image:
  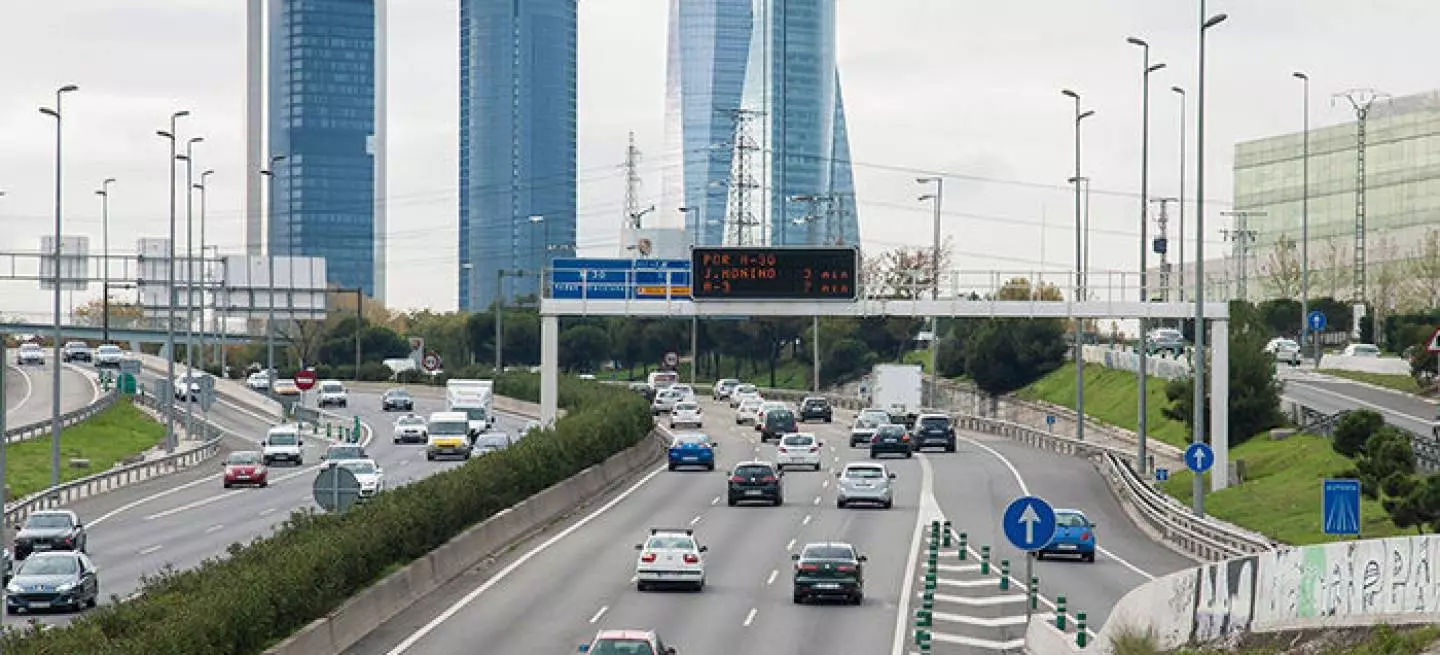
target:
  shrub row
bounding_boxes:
[0,374,653,654]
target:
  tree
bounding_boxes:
[1261,234,1303,299]
[559,325,610,373]
[1367,236,1405,347]
[1332,409,1384,459]
[1256,299,1302,337]
[1161,301,1283,446]
[1411,228,1440,309]
[71,299,145,328]
[865,240,954,299]
[1317,236,1349,300]
[964,318,1068,397]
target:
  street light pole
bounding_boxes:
[1128,36,1166,476]
[917,177,943,406]
[196,169,214,371]
[1172,86,1187,304]
[96,178,116,343]
[1193,4,1229,516]
[1294,72,1312,364]
[156,110,190,453]
[40,84,78,487]
[180,137,203,444]
[1061,89,1095,441]
[260,153,286,418]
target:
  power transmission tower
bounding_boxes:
[830,192,854,245]
[1333,89,1390,304]
[619,131,654,256]
[1150,197,1177,301]
[724,108,763,245]
[1220,210,1266,301]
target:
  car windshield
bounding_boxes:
[476,435,510,448]
[18,556,78,576]
[845,466,885,479]
[340,461,376,475]
[227,452,262,465]
[98,345,119,353]
[267,432,298,446]
[329,446,364,458]
[856,417,880,429]
[782,434,814,446]
[429,420,467,436]
[1056,512,1089,528]
[645,535,695,550]
[802,545,855,561]
[804,399,827,407]
[920,416,950,429]
[20,345,39,352]
[462,408,488,421]
[321,383,344,393]
[877,425,907,437]
[734,464,775,477]
[590,640,655,655]
[398,416,425,426]
[24,514,73,530]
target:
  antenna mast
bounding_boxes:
[1333,89,1390,305]
[1151,197,1177,301]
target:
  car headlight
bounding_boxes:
[5,583,20,595]
[55,582,75,593]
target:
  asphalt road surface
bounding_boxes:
[343,398,1193,655]
[1280,368,1436,436]
[4,385,530,628]
[4,362,100,429]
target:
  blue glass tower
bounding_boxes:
[458,0,578,311]
[268,0,379,297]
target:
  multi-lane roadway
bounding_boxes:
[3,384,530,628]
[343,397,1193,655]
[1280,368,1437,436]
[4,362,101,429]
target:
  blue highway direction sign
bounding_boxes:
[1307,310,1327,332]
[1184,442,1214,474]
[1002,496,1056,551]
[1322,478,1361,536]
[1155,467,1169,482]
[549,258,691,301]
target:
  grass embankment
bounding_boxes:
[1016,362,1190,449]
[1017,363,1401,545]
[1111,624,1440,655]
[1318,368,1429,395]
[7,399,165,499]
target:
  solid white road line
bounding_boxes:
[144,491,242,521]
[137,544,164,556]
[930,633,1027,650]
[935,578,1007,589]
[934,563,983,574]
[766,569,777,586]
[588,606,608,624]
[927,592,1027,606]
[259,507,277,517]
[711,496,720,506]
[742,607,758,627]
[889,453,937,655]
[385,465,667,655]
[4,363,34,416]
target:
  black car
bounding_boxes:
[792,542,866,605]
[727,461,784,506]
[5,551,100,614]
[759,409,798,443]
[13,510,87,560]
[911,414,957,452]
[381,388,414,412]
[798,397,833,423]
[869,424,913,459]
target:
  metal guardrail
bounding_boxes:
[2,390,225,531]
[4,387,120,444]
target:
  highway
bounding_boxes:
[3,385,530,628]
[1280,368,1436,436]
[4,362,100,429]
[341,397,1192,655]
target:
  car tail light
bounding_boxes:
[730,475,745,482]
[809,446,819,452]
[835,565,856,573]
[761,475,777,483]
[60,538,72,547]
[870,435,880,444]
[902,435,911,442]
[641,553,656,563]
[683,553,699,564]
[1080,532,1091,541]
[799,564,818,572]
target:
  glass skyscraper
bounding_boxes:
[663,0,859,248]
[268,0,382,298]
[458,0,577,311]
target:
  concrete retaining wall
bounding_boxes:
[263,429,667,655]
[1026,535,1440,655]
[1319,354,1411,376]
[1082,344,1192,380]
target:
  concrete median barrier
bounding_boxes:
[263,428,668,655]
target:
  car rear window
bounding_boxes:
[805,398,827,406]
[592,640,655,655]
[675,402,698,411]
[645,536,695,550]
[920,416,950,429]
[734,464,775,477]
[802,545,855,560]
[782,434,814,446]
[673,434,709,446]
[766,410,795,423]
[267,433,298,445]
[1056,512,1089,528]
[844,466,884,479]
[876,425,907,437]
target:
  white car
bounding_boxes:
[713,379,740,400]
[317,380,349,408]
[337,458,385,499]
[651,389,682,415]
[261,425,305,466]
[1342,343,1381,358]
[473,432,513,455]
[634,527,707,592]
[670,384,696,402]
[836,462,896,509]
[730,384,759,407]
[850,416,884,447]
[15,344,44,366]
[246,371,271,391]
[93,344,123,368]
[392,414,428,444]
[735,397,763,425]
[173,372,207,401]
[670,401,703,429]
[776,432,823,471]
[1264,338,1302,366]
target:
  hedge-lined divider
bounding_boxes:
[0,374,652,654]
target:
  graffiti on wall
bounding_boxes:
[1192,555,1258,642]
[1253,536,1439,630]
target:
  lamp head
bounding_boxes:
[1292,71,1308,81]
[58,84,79,94]
[1148,62,1167,74]
[172,110,190,119]
[1126,36,1147,47]
[1061,89,1079,100]
[1171,85,1185,95]
[189,136,204,145]
[103,177,116,185]
[156,129,173,139]
[1203,13,1228,29]
[39,107,59,118]
[1079,110,1096,121]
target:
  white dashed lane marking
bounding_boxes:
[588,606,608,624]
[137,544,163,556]
[766,570,777,585]
[742,607,758,627]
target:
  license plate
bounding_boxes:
[29,601,49,609]
[33,544,51,551]
[1058,544,1076,550]
[745,490,763,496]
[884,438,897,443]
[814,583,839,589]
[856,483,872,488]
[236,475,250,480]
[683,456,697,462]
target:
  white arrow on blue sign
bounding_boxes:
[1155,467,1169,482]
[1322,478,1361,536]
[1184,442,1214,474]
[1002,496,1057,551]
[1045,414,1056,426]
[1307,310,1327,332]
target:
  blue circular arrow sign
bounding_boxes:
[1184,442,1215,474]
[1002,496,1057,551]
[1307,310,1327,332]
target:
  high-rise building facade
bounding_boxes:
[458,0,578,311]
[663,0,859,248]
[266,0,385,299]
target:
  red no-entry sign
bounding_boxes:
[294,370,318,391]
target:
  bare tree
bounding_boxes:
[1411,228,1440,309]
[1368,235,1404,347]
[1261,233,1303,299]
[865,238,954,299]
[1316,236,1349,299]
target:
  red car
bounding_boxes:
[223,451,269,488]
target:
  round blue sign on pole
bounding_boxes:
[1307,310,1327,332]
[1045,414,1056,426]
[1002,496,1057,551]
[1184,442,1215,474]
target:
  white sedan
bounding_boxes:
[735,397,763,425]
[338,459,385,500]
[776,432,823,471]
[670,401,703,428]
[730,384,759,408]
[635,528,707,591]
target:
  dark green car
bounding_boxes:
[791,542,866,605]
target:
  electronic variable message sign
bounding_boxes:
[691,247,858,301]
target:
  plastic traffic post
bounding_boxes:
[1076,612,1088,648]
[942,520,953,547]
[352,416,362,442]
[915,608,931,627]
[931,519,940,536]
[327,423,333,439]
[999,560,1010,590]
[958,532,968,559]
[914,629,928,646]
[1055,595,1068,630]
[980,546,991,574]
[922,592,933,610]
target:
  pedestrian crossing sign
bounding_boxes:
[1427,326,1440,353]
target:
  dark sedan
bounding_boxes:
[13,510,87,560]
[911,413,956,452]
[868,424,913,458]
[798,397,833,423]
[5,551,99,614]
[792,542,866,605]
[727,461,783,506]
[382,388,414,412]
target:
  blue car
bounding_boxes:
[1034,509,1097,562]
[668,433,715,471]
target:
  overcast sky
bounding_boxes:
[1,0,1435,318]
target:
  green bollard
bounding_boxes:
[958,532,968,560]
[915,609,931,627]
[942,520,952,547]
[1076,612,1088,648]
[1030,576,1040,610]
[1055,595,1067,631]
[327,423,333,439]
[930,519,940,536]
[999,560,1010,590]
[922,593,933,610]
[914,629,927,646]
[980,546,991,575]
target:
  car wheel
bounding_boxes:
[1083,552,1096,563]
[837,498,846,509]
[883,499,893,509]
[824,417,831,423]
[636,581,648,592]
[223,482,232,489]
[393,438,401,444]
[727,497,737,507]
[694,579,705,592]
[86,595,98,609]
[793,592,805,604]
[262,457,272,466]
[850,592,863,605]
[813,463,821,471]
[905,451,913,458]
[946,443,956,453]
[260,480,269,488]
[773,497,783,507]
[869,451,878,459]
[296,458,304,466]
[668,463,677,471]
[669,423,675,429]
[1034,551,1044,560]
[426,453,435,461]
[706,463,715,471]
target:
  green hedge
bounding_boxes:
[1,374,652,654]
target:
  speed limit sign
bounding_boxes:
[663,351,679,368]
[422,352,442,372]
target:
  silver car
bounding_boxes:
[835,462,896,509]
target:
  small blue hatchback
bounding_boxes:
[1035,509,1097,562]
[667,433,715,471]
